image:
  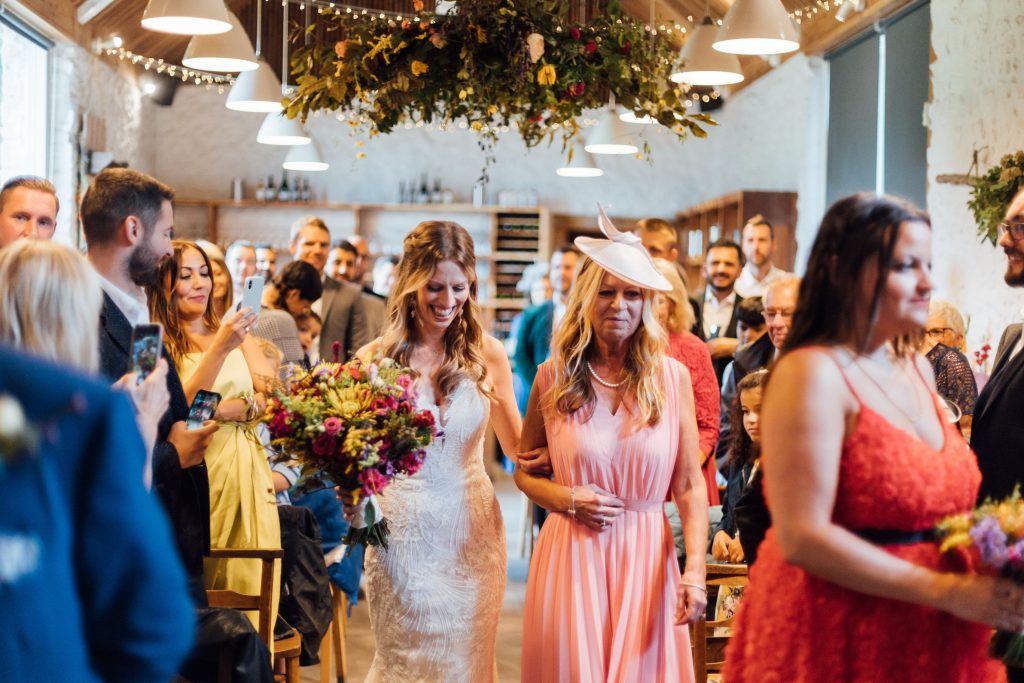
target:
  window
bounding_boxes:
[0,13,51,181]
[825,1,930,209]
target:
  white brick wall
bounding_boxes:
[927,0,1024,354]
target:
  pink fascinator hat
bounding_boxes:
[574,204,672,291]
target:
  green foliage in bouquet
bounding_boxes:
[284,0,714,161]
[969,151,1024,245]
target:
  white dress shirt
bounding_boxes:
[98,275,150,327]
[702,289,737,339]
[734,263,792,300]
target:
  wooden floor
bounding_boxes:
[300,472,529,683]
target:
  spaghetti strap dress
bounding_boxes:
[723,352,1005,683]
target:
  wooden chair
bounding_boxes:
[690,564,749,683]
[317,583,349,683]
[206,548,303,683]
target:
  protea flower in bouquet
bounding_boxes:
[264,353,439,548]
[936,488,1024,665]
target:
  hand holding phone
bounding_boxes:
[130,323,164,385]
[186,390,222,430]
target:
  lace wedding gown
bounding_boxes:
[364,379,507,683]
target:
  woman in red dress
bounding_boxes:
[652,257,720,505]
[724,193,1021,683]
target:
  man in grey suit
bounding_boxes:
[328,239,387,338]
[289,216,370,362]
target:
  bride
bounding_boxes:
[356,220,542,682]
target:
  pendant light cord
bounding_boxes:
[254,0,262,57]
[281,0,289,94]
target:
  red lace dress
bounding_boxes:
[723,374,1006,682]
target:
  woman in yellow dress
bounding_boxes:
[149,240,281,638]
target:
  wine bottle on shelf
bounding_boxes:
[431,178,442,204]
[417,173,429,204]
[278,171,291,202]
[302,177,311,202]
[398,180,406,204]
[266,174,276,202]
[255,177,266,202]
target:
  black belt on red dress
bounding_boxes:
[853,527,938,545]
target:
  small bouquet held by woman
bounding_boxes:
[936,488,1024,666]
[264,353,439,548]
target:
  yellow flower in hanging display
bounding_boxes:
[411,60,429,77]
[476,25,487,43]
[537,64,556,86]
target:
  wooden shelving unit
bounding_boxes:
[174,197,549,341]
[676,191,798,290]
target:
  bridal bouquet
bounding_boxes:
[936,489,1024,665]
[264,355,438,548]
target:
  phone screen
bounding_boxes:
[186,390,222,430]
[130,323,164,385]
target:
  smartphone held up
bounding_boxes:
[130,323,163,385]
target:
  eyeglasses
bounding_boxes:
[763,308,795,322]
[1000,220,1024,241]
[926,327,953,339]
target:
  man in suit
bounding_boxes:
[513,245,580,412]
[0,343,195,682]
[972,188,1024,683]
[329,238,387,337]
[734,215,793,299]
[290,216,370,362]
[0,175,58,247]
[717,275,800,468]
[695,239,745,383]
[82,168,272,682]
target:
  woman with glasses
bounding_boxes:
[922,299,977,436]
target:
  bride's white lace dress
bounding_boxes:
[364,378,507,683]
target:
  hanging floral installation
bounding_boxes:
[284,0,715,159]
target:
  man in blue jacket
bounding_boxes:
[0,344,194,682]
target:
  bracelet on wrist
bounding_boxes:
[681,581,707,592]
[568,485,577,520]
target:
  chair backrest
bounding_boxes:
[691,564,749,683]
[205,547,283,646]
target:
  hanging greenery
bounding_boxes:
[285,0,715,158]
[969,151,1024,245]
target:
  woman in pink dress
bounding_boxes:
[653,257,721,505]
[515,207,708,683]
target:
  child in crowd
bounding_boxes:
[295,310,322,368]
[712,368,769,564]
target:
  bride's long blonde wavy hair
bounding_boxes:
[380,221,492,399]
[548,256,667,426]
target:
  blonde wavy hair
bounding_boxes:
[548,256,667,426]
[652,258,695,334]
[380,221,492,399]
[0,240,103,373]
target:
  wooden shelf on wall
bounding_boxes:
[676,191,798,290]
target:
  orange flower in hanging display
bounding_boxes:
[411,60,429,77]
[537,64,556,86]
[335,41,348,58]
[413,0,424,11]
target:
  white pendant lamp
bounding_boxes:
[283,142,329,171]
[257,114,311,145]
[183,11,258,72]
[713,0,800,56]
[226,59,282,111]
[619,110,655,125]
[141,0,231,35]
[671,16,744,85]
[585,108,639,155]
[557,143,604,177]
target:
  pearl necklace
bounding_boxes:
[587,362,624,389]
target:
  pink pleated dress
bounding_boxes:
[521,358,695,683]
